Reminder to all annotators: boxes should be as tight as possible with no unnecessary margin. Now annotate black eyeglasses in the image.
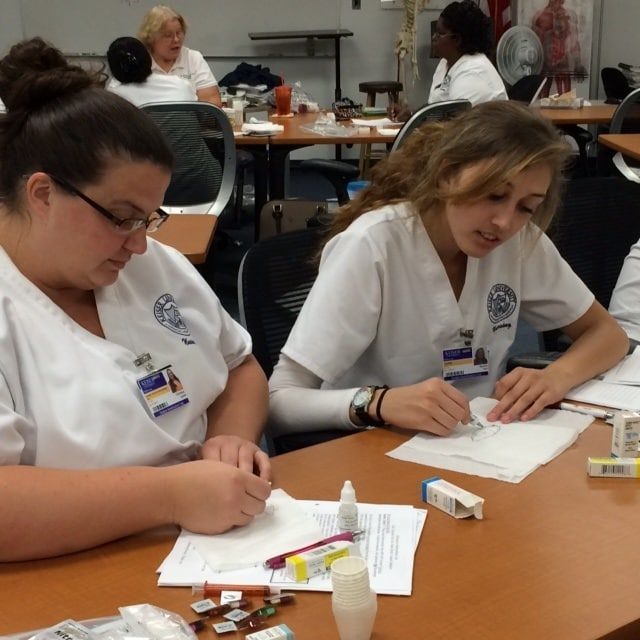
[49,175,169,234]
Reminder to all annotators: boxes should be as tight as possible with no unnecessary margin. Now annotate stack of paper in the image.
[566,346,640,409]
[386,397,593,483]
[158,490,426,596]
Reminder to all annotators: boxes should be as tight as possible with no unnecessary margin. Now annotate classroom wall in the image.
[0,0,638,161]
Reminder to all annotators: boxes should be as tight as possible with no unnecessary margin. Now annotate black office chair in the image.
[507,176,640,370]
[141,102,236,215]
[297,159,359,205]
[507,74,547,103]
[238,227,350,454]
[597,86,640,176]
[390,99,471,152]
[601,67,632,104]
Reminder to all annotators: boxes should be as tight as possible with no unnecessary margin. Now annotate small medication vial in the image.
[338,480,358,531]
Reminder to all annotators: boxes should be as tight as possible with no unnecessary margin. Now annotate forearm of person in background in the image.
[490,301,629,422]
[197,85,222,106]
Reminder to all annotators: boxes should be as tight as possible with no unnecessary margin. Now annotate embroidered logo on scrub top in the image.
[487,283,517,324]
[154,293,190,336]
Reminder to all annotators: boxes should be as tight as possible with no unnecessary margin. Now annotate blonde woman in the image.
[269,101,628,439]
[138,5,221,105]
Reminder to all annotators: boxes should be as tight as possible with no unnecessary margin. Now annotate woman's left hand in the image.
[488,367,569,423]
[201,435,271,481]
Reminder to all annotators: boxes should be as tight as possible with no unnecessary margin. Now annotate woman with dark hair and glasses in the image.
[429,0,507,106]
[0,38,271,561]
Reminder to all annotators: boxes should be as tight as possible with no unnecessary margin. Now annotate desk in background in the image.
[535,102,617,125]
[598,133,640,160]
[152,214,217,265]
[2,423,639,640]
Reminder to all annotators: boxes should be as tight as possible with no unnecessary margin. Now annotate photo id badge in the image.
[442,346,489,381]
[137,365,189,417]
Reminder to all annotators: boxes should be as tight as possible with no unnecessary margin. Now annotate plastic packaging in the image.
[338,480,358,532]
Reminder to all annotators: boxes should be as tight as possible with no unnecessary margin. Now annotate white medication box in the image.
[587,457,640,477]
[245,623,295,640]
[421,476,484,519]
[611,411,640,458]
[285,540,356,582]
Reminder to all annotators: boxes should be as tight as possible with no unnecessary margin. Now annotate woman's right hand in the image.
[164,460,271,534]
[378,378,469,436]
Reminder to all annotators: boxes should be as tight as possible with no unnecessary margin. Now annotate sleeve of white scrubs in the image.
[609,238,640,342]
[190,48,217,90]
[0,370,28,465]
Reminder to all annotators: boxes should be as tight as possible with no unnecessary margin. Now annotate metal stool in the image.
[358,80,403,177]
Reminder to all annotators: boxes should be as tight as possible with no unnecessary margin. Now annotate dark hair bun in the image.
[0,37,98,112]
[107,37,152,84]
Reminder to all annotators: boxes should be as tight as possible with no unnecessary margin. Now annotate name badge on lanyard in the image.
[136,363,190,418]
[442,346,490,382]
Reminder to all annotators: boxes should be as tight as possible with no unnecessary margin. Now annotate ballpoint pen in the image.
[263,530,365,570]
[558,402,615,421]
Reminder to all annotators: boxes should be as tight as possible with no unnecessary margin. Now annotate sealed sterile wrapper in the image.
[421,476,484,519]
[32,620,97,640]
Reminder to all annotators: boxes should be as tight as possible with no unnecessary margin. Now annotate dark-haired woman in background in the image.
[107,36,196,107]
[0,38,271,561]
[429,0,507,105]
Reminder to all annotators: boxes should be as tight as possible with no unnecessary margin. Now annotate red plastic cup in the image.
[274,85,292,116]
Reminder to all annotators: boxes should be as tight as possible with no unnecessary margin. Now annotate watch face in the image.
[353,388,372,409]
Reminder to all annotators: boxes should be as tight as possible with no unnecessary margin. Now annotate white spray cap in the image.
[340,480,356,503]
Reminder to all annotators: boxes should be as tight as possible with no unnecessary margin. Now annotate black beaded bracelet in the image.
[374,385,391,425]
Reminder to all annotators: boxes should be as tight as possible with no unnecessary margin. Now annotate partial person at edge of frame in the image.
[106,36,196,107]
[268,101,628,440]
[0,38,270,562]
[137,5,222,106]
[609,237,640,350]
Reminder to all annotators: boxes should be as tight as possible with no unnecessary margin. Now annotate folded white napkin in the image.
[241,122,284,134]
[351,117,401,127]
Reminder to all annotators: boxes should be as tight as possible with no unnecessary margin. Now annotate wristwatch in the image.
[351,386,385,427]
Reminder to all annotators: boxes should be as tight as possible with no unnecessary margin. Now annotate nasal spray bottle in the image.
[338,480,358,532]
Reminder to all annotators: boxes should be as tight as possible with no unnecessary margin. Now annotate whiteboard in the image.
[21,0,340,57]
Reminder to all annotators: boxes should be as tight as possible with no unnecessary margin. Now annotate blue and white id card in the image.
[442,346,489,381]
[137,365,189,417]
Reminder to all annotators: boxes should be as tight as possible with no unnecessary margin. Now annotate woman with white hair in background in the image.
[137,5,222,106]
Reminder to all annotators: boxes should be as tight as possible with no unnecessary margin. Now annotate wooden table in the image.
[535,102,617,125]
[268,112,398,199]
[2,423,640,640]
[598,133,640,160]
[151,214,217,265]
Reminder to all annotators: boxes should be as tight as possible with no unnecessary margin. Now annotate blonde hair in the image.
[137,5,188,49]
[327,101,570,243]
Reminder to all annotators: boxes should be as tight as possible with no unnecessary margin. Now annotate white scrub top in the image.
[282,203,593,397]
[151,46,217,92]
[107,74,197,107]
[428,53,508,106]
[609,238,640,342]
[0,239,251,468]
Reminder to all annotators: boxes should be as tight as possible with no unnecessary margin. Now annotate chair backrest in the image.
[601,67,632,104]
[507,74,547,104]
[237,227,324,376]
[608,87,640,135]
[141,102,236,215]
[548,176,640,309]
[390,100,472,152]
